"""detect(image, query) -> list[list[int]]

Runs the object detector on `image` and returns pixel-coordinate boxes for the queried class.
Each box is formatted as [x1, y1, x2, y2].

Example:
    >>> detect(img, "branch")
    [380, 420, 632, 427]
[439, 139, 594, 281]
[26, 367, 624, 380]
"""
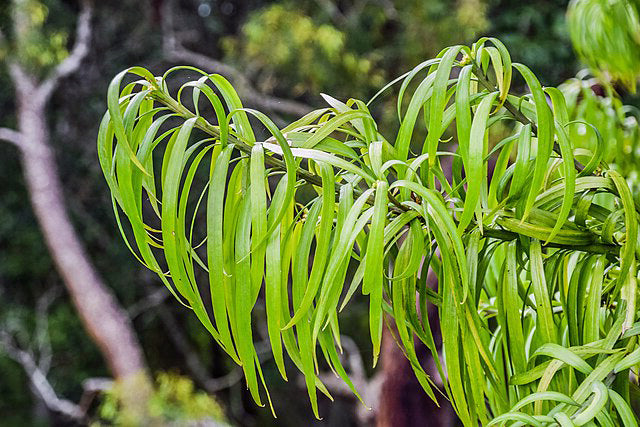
[0, 286, 85, 421]
[150, 89, 326, 187]
[34, 287, 61, 373]
[130, 283, 245, 393]
[153, 87, 402, 215]
[37, 0, 93, 102]
[78, 377, 113, 414]
[149, 67, 623, 257]
[151, 88, 625, 256]
[482, 227, 619, 255]
[474, 63, 640, 219]
[127, 286, 168, 319]
[0, 127, 23, 149]
[0, 287, 113, 421]
[161, 0, 311, 117]
[0, 331, 85, 421]
[471, 64, 586, 173]
[155, 302, 245, 392]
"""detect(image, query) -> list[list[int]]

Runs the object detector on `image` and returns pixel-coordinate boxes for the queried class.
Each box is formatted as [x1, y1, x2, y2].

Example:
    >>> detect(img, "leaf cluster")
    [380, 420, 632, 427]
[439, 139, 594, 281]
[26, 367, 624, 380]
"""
[99, 38, 640, 425]
[568, 0, 640, 90]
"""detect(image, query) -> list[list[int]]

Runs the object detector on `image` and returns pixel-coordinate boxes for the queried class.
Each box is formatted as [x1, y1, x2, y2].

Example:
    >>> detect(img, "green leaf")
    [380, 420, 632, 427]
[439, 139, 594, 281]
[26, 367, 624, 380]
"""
[513, 63, 554, 220]
[511, 391, 578, 412]
[234, 197, 264, 406]
[532, 344, 593, 375]
[250, 143, 268, 303]
[573, 382, 609, 426]
[457, 91, 498, 233]
[487, 411, 545, 427]
[286, 163, 335, 327]
[609, 389, 639, 427]
[363, 180, 389, 366]
[529, 239, 557, 345]
[426, 45, 463, 168]
[608, 169, 638, 329]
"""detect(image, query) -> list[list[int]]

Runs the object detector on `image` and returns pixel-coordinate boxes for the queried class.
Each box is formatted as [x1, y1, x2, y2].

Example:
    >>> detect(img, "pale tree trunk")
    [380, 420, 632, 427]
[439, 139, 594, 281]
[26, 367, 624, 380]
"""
[13, 69, 151, 418]
[0, 0, 153, 421]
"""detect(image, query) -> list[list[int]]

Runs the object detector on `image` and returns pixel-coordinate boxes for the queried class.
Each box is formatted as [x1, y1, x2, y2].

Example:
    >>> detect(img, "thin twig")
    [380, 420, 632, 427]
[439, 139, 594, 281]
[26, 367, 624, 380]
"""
[471, 63, 586, 173]
[130, 282, 246, 394]
[0, 331, 85, 421]
[38, 0, 93, 103]
[34, 287, 61, 374]
[78, 377, 113, 415]
[148, 70, 624, 255]
[482, 227, 619, 255]
[127, 286, 169, 319]
[150, 89, 405, 214]
[161, 0, 311, 117]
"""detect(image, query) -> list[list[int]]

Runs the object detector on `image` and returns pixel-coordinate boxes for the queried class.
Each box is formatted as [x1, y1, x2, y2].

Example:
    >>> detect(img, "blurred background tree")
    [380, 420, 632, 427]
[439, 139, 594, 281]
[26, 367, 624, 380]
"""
[1, 0, 630, 426]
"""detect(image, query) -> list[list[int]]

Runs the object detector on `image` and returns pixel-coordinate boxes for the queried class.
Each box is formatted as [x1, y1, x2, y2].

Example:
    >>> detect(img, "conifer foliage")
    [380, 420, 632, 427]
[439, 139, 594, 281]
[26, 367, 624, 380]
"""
[99, 39, 640, 425]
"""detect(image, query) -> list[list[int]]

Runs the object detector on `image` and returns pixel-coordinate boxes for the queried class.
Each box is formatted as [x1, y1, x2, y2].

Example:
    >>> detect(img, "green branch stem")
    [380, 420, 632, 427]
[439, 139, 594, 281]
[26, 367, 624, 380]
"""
[482, 227, 619, 255]
[471, 63, 587, 173]
[150, 89, 408, 212]
[149, 85, 622, 256]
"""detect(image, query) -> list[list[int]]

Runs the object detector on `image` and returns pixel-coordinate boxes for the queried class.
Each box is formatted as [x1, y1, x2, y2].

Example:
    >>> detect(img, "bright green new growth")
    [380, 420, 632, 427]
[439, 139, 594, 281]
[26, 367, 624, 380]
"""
[568, 0, 640, 90]
[98, 39, 640, 425]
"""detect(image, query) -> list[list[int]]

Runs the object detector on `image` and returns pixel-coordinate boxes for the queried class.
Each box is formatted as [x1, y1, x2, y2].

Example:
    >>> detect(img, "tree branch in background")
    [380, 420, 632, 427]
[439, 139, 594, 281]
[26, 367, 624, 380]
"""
[0, 289, 85, 422]
[160, 0, 312, 117]
[0, 288, 116, 422]
[37, 0, 93, 102]
[130, 284, 244, 394]
[155, 304, 244, 393]
[0, 127, 23, 148]
[3, 0, 153, 420]
[0, 333, 85, 422]
[78, 377, 114, 414]
[32, 287, 61, 376]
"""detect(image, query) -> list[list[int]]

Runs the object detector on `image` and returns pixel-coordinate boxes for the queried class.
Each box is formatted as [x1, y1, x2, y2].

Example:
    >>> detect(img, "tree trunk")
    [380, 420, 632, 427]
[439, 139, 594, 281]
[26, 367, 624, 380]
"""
[378, 153, 458, 426]
[376, 323, 455, 426]
[14, 70, 152, 420]
[376, 153, 491, 426]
